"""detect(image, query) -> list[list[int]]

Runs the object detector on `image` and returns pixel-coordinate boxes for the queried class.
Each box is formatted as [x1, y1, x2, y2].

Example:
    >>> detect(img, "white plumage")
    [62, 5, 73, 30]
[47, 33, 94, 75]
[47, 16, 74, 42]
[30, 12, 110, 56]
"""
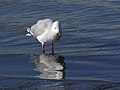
[26, 19, 61, 54]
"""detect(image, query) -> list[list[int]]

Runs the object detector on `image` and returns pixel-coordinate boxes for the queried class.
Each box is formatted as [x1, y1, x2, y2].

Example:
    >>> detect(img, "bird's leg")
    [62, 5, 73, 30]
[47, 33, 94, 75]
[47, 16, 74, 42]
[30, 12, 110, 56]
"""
[51, 43, 54, 54]
[42, 43, 45, 55]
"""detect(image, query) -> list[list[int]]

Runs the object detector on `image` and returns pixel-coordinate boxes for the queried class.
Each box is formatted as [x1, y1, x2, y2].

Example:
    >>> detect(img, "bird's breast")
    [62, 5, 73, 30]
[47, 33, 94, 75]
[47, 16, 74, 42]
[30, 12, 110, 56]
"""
[47, 33, 61, 42]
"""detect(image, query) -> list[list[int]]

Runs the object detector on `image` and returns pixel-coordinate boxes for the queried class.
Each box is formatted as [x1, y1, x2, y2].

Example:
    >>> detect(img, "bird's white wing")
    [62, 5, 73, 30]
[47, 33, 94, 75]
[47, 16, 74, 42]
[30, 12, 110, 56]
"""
[30, 19, 53, 37]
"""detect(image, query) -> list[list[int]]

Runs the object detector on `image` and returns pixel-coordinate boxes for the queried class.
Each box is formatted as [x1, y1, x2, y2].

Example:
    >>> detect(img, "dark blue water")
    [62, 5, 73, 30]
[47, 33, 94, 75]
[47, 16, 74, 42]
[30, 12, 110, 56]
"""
[0, 0, 120, 85]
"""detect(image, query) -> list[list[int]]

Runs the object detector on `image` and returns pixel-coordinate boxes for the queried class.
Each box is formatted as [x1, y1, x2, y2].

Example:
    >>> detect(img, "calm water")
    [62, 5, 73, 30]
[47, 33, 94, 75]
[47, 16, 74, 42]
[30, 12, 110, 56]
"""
[0, 0, 120, 83]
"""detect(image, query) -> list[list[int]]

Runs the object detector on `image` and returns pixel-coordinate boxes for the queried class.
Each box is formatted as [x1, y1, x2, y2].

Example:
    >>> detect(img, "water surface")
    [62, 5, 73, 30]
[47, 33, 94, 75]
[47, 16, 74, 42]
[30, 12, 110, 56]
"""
[0, 0, 120, 86]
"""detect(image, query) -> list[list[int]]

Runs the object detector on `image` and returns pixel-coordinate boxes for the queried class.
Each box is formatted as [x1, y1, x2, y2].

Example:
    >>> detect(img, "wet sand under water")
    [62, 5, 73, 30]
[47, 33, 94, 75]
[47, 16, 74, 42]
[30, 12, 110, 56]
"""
[0, 77, 120, 90]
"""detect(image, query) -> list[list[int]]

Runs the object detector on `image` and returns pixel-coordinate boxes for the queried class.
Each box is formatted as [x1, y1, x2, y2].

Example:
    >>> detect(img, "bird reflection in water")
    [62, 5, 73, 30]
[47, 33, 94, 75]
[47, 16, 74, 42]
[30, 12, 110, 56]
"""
[32, 54, 65, 79]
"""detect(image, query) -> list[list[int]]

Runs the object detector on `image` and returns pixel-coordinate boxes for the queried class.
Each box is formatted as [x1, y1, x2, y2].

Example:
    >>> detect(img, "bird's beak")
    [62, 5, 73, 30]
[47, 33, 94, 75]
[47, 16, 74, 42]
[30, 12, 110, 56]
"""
[57, 32, 61, 37]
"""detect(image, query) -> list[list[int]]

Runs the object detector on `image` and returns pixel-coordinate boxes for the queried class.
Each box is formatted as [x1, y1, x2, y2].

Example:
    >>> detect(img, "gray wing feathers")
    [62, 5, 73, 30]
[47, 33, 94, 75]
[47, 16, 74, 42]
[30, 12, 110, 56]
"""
[30, 19, 53, 37]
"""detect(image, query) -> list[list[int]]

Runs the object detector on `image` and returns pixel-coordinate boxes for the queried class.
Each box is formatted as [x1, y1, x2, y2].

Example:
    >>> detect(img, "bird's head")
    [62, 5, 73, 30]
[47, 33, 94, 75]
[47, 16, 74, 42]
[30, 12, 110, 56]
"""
[51, 21, 61, 36]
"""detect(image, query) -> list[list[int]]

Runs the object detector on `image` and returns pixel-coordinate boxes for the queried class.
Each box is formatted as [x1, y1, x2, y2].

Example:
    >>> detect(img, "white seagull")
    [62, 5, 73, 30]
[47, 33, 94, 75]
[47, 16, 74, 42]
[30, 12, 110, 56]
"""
[26, 19, 61, 55]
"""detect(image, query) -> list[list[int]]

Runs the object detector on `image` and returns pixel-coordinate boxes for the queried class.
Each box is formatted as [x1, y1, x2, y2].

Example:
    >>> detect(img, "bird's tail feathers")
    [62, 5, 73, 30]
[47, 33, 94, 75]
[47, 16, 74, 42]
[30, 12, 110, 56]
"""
[25, 27, 32, 36]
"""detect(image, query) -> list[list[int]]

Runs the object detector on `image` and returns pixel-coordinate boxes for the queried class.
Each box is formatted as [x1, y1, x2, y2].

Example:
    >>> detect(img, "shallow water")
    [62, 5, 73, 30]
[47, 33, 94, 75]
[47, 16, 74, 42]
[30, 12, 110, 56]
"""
[0, 0, 120, 85]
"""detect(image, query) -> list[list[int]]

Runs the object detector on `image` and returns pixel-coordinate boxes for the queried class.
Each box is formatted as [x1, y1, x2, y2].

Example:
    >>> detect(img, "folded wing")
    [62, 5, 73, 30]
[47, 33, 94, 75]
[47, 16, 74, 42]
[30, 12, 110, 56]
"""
[30, 19, 53, 37]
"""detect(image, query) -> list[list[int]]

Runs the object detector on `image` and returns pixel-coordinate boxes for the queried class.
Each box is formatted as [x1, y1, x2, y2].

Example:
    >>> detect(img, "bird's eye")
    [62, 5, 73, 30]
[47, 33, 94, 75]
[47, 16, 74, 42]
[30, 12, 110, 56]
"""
[54, 27, 56, 29]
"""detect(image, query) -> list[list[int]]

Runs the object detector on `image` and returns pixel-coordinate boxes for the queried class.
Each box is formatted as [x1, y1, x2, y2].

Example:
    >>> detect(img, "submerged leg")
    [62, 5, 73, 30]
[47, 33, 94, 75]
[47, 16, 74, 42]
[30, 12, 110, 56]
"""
[42, 43, 45, 55]
[51, 43, 54, 54]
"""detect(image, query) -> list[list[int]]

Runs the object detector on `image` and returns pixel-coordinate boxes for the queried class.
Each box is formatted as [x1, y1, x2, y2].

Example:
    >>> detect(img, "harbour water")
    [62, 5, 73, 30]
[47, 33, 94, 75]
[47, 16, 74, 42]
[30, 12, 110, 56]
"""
[0, 0, 120, 89]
